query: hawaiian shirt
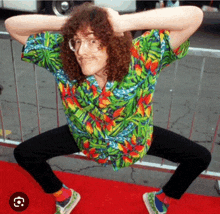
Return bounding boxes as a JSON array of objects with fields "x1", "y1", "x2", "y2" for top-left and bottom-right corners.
[{"x1": 21, "y1": 30, "x2": 189, "y2": 171}]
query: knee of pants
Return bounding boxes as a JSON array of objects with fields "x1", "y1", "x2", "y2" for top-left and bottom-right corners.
[
  {"x1": 14, "y1": 146, "x2": 25, "y2": 166},
  {"x1": 197, "y1": 147, "x2": 212, "y2": 170},
  {"x1": 14, "y1": 145, "x2": 35, "y2": 169}
]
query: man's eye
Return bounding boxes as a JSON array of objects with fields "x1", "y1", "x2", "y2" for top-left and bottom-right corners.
[
  {"x1": 74, "y1": 40, "x2": 81, "y2": 44},
  {"x1": 90, "y1": 40, "x2": 97, "y2": 44}
]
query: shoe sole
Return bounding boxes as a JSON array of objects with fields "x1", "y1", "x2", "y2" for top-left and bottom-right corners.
[
  {"x1": 65, "y1": 189, "x2": 81, "y2": 214},
  {"x1": 143, "y1": 192, "x2": 157, "y2": 214},
  {"x1": 55, "y1": 189, "x2": 81, "y2": 214}
]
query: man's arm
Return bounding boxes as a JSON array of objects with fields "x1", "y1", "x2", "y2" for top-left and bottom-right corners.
[
  {"x1": 107, "y1": 6, "x2": 203, "y2": 49},
  {"x1": 5, "y1": 15, "x2": 67, "y2": 45}
]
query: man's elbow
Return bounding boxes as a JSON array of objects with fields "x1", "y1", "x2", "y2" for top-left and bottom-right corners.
[
  {"x1": 4, "y1": 17, "x2": 27, "y2": 45},
  {"x1": 192, "y1": 6, "x2": 204, "y2": 28},
  {"x1": 5, "y1": 17, "x2": 14, "y2": 34}
]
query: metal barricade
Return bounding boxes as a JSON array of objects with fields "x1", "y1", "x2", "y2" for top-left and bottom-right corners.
[{"x1": 0, "y1": 31, "x2": 220, "y2": 192}]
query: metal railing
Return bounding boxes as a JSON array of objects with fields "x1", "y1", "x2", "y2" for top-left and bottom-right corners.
[{"x1": 0, "y1": 31, "x2": 220, "y2": 192}]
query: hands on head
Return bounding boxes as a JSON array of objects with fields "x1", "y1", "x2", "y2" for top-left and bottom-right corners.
[{"x1": 103, "y1": 7, "x2": 125, "y2": 37}]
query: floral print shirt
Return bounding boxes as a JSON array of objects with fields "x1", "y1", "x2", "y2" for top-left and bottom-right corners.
[{"x1": 21, "y1": 30, "x2": 189, "y2": 171}]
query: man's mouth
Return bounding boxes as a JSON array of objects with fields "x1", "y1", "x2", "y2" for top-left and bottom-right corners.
[{"x1": 79, "y1": 58, "x2": 94, "y2": 64}]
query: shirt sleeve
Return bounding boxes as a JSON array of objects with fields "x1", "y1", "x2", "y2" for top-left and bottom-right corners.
[
  {"x1": 131, "y1": 29, "x2": 190, "y2": 77},
  {"x1": 21, "y1": 31, "x2": 64, "y2": 73}
]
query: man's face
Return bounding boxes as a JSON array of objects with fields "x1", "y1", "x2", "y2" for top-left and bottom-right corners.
[{"x1": 73, "y1": 28, "x2": 108, "y2": 78}]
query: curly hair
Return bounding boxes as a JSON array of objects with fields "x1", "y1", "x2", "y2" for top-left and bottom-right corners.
[{"x1": 60, "y1": 2, "x2": 132, "y2": 84}]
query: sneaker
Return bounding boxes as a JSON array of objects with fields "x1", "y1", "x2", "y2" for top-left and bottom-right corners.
[
  {"x1": 55, "y1": 189, "x2": 81, "y2": 214},
  {"x1": 143, "y1": 192, "x2": 168, "y2": 214}
]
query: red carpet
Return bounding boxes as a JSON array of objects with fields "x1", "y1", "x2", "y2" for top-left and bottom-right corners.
[{"x1": 1, "y1": 161, "x2": 220, "y2": 214}]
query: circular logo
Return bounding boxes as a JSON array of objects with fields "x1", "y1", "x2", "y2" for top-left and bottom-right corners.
[{"x1": 9, "y1": 192, "x2": 29, "y2": 212}]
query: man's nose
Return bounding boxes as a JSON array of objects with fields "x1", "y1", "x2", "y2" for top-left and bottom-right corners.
[{"x1": 77, "y1": 42, "x2": 89, "y2": 56}]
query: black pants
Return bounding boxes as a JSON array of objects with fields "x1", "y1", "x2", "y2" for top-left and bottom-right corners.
[{"x1": 14, "y1": 125, "x2": 211, "y2": 199}]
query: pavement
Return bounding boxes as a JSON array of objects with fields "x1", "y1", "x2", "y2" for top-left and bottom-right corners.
[{"x1": 0, "y1": 10, "x2": 220, "y2": 202}]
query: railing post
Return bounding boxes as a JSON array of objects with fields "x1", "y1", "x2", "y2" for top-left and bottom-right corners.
[
  {"x1": 33, "y1": 65, "x2": 41, "y2": 135},
  {"x1": 211, "y1": 115, "x2": 220, "y2": 154},
  {"x1": 0, "y1": 105, "x2": 6, "y2": 140},
  {"x1": 215, "y1": 180, "x2": 220, "y2": 195},
  {"x1": 167, "y1": 61, "x2": 179, "y2": 131},
  {"x1": 55, "y1": 82, "x2": 60, "y2": 128},
  {"x1": 10, "y1": 39, "x2": 24, "y2": 142},
  {"x1": 0, "y1": 85, "x2": 5, "y2": 140},
  {"x1": 189, "y1": 57, "x2": 206, "y2": 140}
]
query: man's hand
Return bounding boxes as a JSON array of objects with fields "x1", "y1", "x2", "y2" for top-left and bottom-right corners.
[{"x1": 104, "y1": 7, "x2": 124, "y2": 37}]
